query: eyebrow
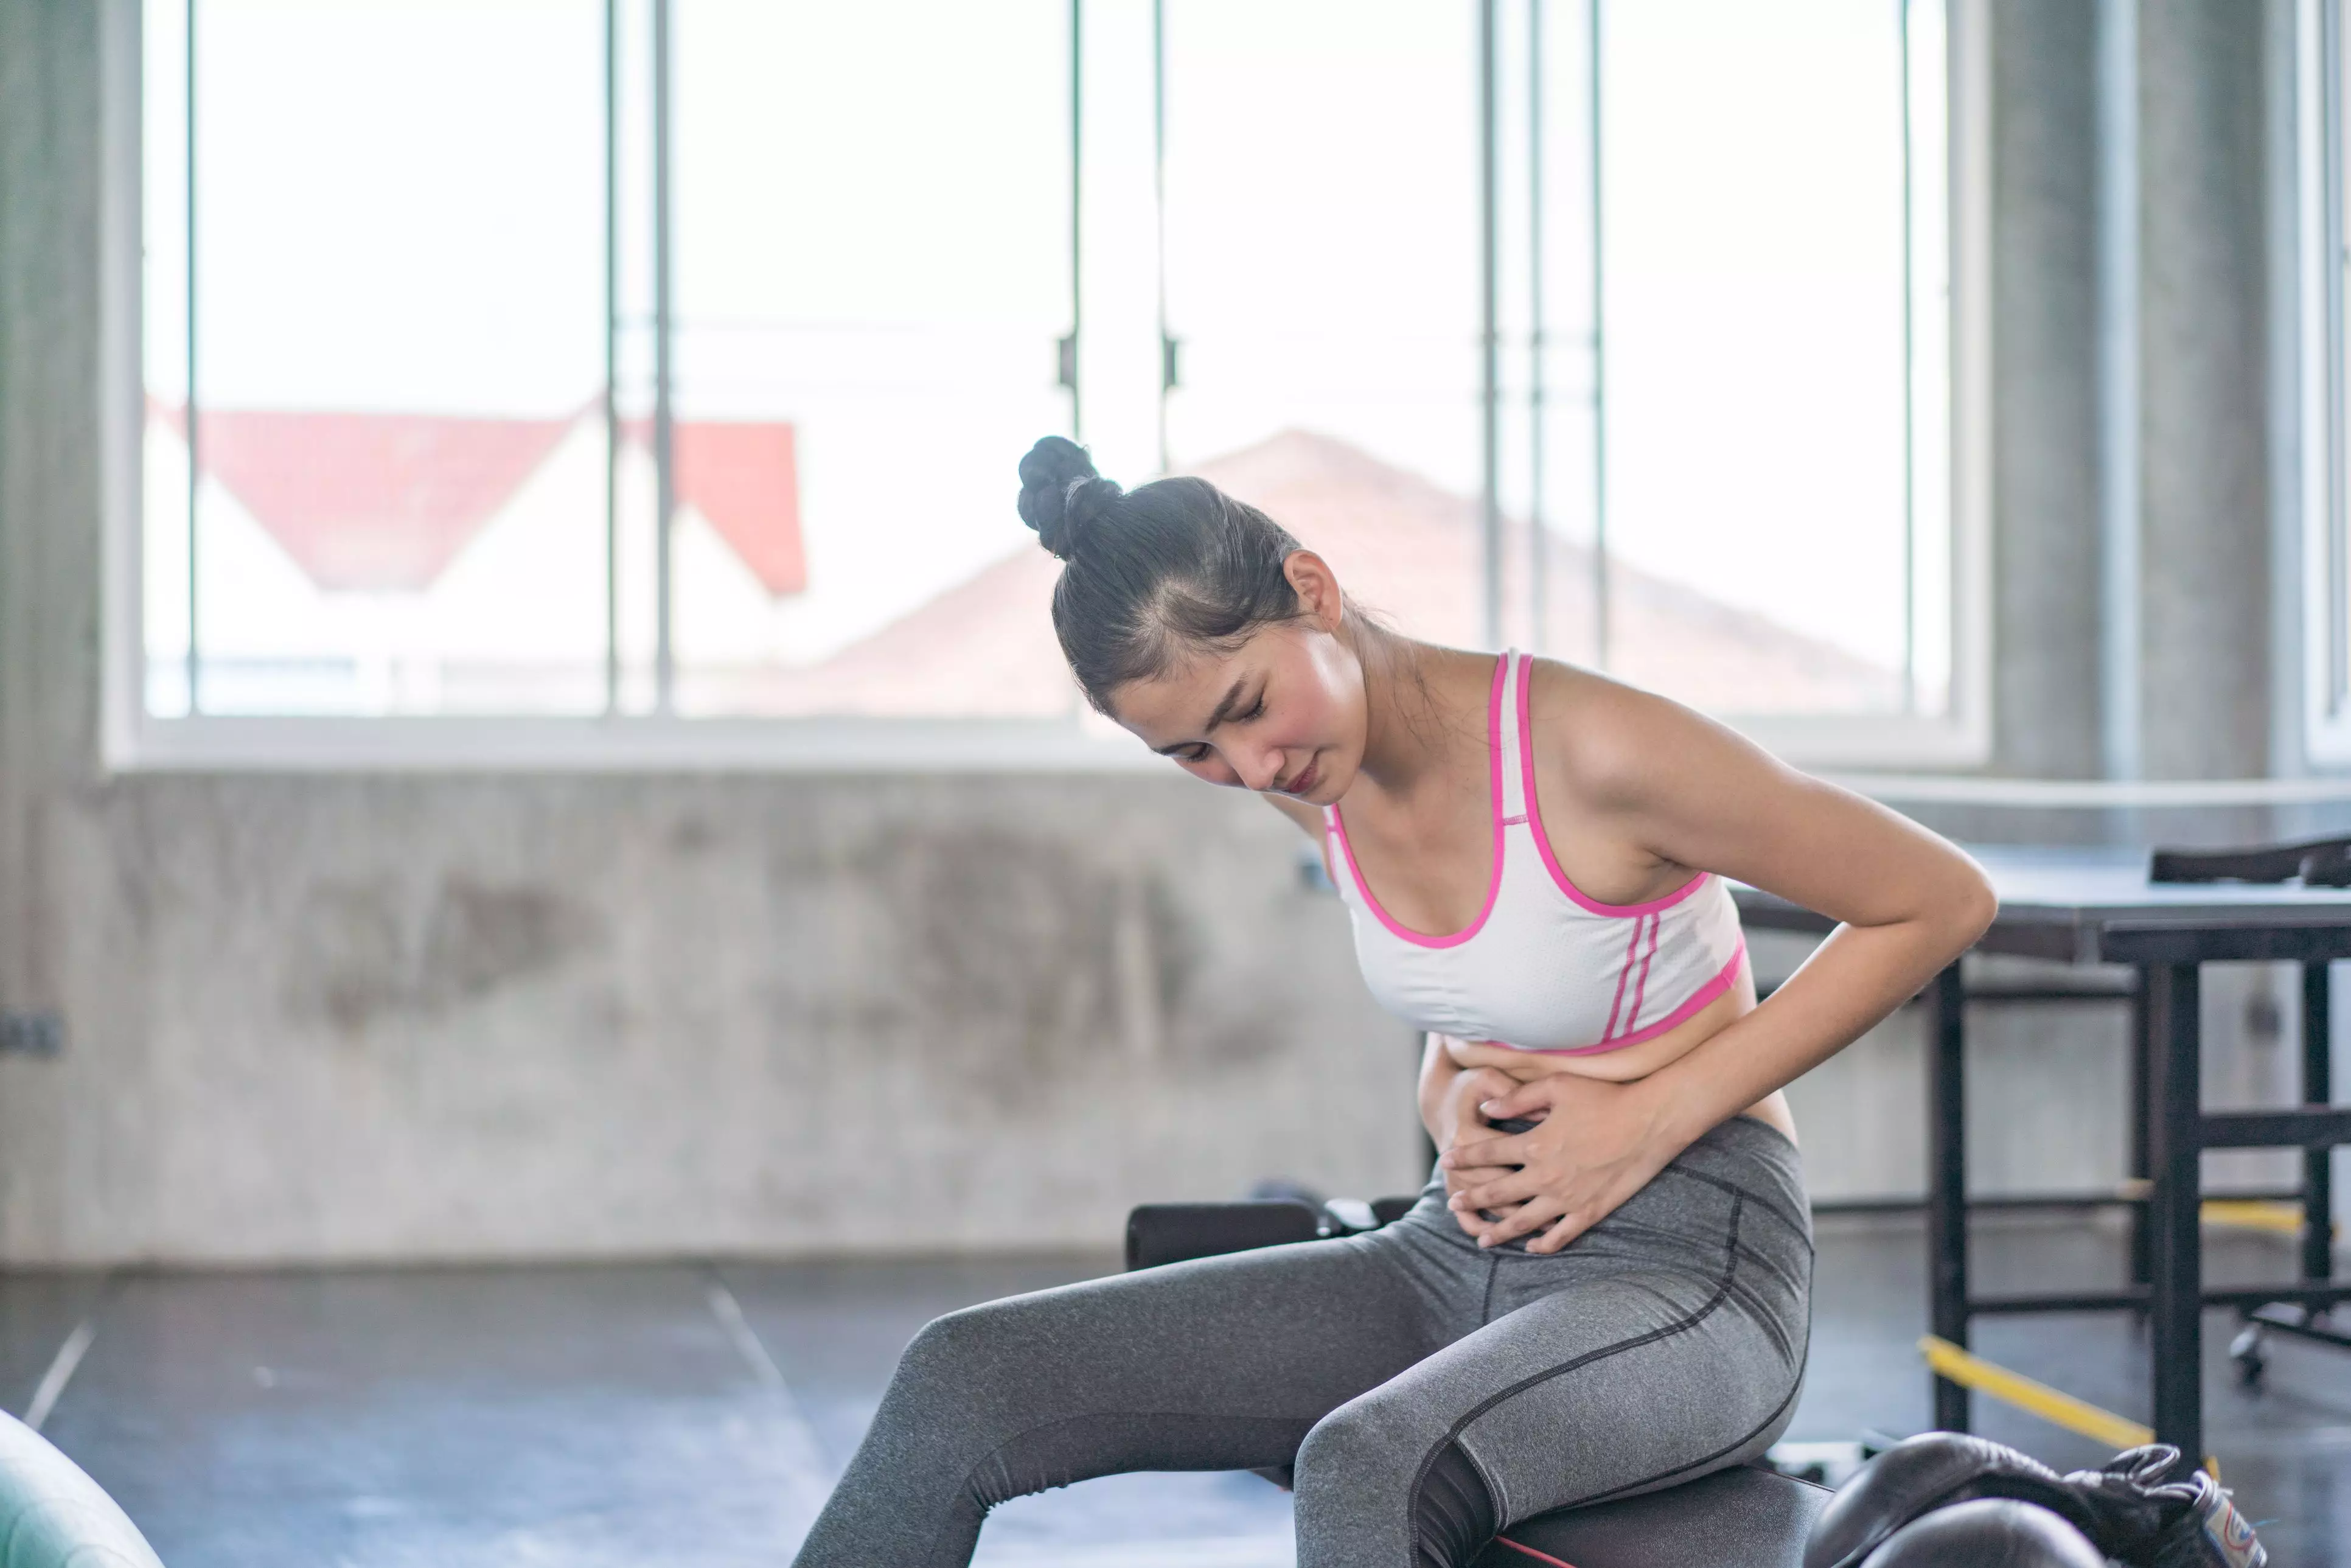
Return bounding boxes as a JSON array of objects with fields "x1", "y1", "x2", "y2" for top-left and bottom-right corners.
[{"x1": 1154, "y1": 677, "x2": 1249, "y2": 756}]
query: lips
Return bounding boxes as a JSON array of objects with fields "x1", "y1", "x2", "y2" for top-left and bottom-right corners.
[{"x1": 1282, "y1": 759, "x2": 1320, "y2": 798}]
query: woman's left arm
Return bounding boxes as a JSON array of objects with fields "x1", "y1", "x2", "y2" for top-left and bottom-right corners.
[{"x1": 1441, "y1": 674, "x2": 1997, "y2": 1252}]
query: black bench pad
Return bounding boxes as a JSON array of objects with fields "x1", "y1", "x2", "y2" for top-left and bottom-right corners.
[{"x1": 1475, "y1": 1465, "x2": 1831, "y2": 1568}]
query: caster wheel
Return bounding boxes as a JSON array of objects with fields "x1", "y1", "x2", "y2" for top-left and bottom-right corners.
[{"x1": 2229, "y1": 1322, "x2": 2266, "y2": 1387}]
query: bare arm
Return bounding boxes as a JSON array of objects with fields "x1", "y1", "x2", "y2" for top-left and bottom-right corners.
[{"x1": 1444, "y1": 669, "x2": 1996, "y2": 1249}]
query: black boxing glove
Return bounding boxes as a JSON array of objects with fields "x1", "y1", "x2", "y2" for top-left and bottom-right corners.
[
  {"x1": 1806, "y1": 1433, "x2": 2266, "y2": 1568},
  {"x1": 1859, "y1": 1499, "x2": 2106, "y2": 1568}
]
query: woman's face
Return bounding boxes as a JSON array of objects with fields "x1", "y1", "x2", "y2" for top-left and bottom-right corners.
[{"x1": 1107, "y1": 553, "x2": 1366, "y2": 804}]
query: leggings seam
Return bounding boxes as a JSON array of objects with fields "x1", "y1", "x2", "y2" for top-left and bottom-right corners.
[
  {"x1": 1543, "y1": 1346, "x2": 1805, "y2": 1511},
  {"x1": 1404, "y1": 1193, "x2": 1743, "y2": 1543},
  {"x1": 1656, "y1": 1165, "x2": 1809, "y2": 1242}
]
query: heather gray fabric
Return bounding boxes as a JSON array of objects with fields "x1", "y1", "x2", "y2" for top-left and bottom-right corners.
[{"x1": 792, "y1": 1115, "x2": 1811, "y2": 1568}]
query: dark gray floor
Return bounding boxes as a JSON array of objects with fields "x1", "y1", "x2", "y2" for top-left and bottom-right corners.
[{"x1": 4, "y1": 1216, "x2": 2345, "y2": 1566}]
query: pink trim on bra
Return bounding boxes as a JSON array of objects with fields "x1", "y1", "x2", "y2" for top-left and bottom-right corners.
[
  {"x1": 1525, "y1": 941, "x2": 1749, "y2": 1056},
  {"x1": 1328, "y1": 653, "x2": 1510, "y2": 949},
  {"x1": 1620, "y1": 913, "x2": 1663, "y2": 1037},
  {"x1": 1599, "y1": 916, "x2": 1643, "y2": 1040},
  {"x1": 1514, "y1": 652, "x2": 1712, "y2": 918}
]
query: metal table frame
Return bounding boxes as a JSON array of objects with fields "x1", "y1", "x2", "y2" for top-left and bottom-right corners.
[{"x1": 1736, "y1": 847, "x2": 2351, "y2": 1465}]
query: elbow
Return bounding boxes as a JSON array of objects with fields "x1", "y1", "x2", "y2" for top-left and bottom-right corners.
[{"x1": 1944, "y1": 860, "x2": 1998, "y2": 951}]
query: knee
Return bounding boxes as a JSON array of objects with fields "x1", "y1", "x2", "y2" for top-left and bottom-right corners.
[
  {"x1": 897, "y1": 1298, "x2": 1017, "y2": 1383},
  {"x1": 1297, "y1": 1396, "x2": 1498, "y2": 1568}
]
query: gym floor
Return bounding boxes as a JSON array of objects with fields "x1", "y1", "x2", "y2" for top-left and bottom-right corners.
[{"x1": 1, "y1": 1216, "x2": 2342, "y2": 1567}]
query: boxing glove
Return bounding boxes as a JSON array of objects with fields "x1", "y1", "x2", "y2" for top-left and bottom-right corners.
[
  {"x1": 1805, "y1": 1433, "x2": 2265, "y2": 1568},
  {"x1": 1859, "y1": 1499, "x2": 2107, "y2": 1568}
]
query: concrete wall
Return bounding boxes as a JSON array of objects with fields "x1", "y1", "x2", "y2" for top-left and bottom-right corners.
[{"x1": 0, "y1": 0, "x2": 2324, "y2": 1264}]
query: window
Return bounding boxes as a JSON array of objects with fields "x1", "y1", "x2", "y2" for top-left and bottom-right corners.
[
  {"x1": 111, "y1": 0, "x2": 1986, "y2": 768},
  {"x1": 2303, "y1": 0, "x2": 2351, "y2": 765}
]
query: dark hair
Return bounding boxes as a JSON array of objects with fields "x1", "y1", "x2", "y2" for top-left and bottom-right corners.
[{"x1": 1015, "y1": 436, "x2": 1311, "y2": 712}]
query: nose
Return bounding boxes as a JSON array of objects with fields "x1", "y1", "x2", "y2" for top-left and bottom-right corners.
[{"x1": 1241, "y1": 748, "x2": 1287, "y2": 793}]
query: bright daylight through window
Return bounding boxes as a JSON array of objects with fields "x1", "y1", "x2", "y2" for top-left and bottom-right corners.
[{"x1": 136, "y1": 0, "x2": 1959, "y2": 744}]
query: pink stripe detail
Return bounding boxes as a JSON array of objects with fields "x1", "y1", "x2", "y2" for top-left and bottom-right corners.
[
  {"x1": 1530, "y1": 941, "x2": 1749, "y2": 1056},
  {"x1": 1492, "y1": 1537, "x2": 1579, "y2": 1568},
  {"x1": 1620, "y1": 914, "x2": 1662, "y2": 1038},
  {"x1": 1599, "y1": 918, "x2": 1642, "y2": 1039},
  {"x1": 1328, "y1": 653, "x2": 1509, "y2": 949},
  {"x1": 1515, "y1": 653, "x2": 1712, "y2": 918}
]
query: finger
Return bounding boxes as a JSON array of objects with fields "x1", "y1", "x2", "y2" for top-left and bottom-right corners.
[
  {"x1": 1476, "y1": 1195, "x2": 1567, "y2": 1249},
  {"x1": 1523, "y1": 1210, "x2": 1594, "y2": 1255},
  {"x1": 1439, "y1": 1133, "x2": 1527, "y2": 1170},
  {"x1": 1477, "y1": 1078, "x2": 1557, "y2": 1119},
  {"x1": 1453, "y1": 1197, "x2": 1532, "y2": 1240},
  {"x1": 1441, "y1": 1164, "x2": 1514, "y2": 1197},
  {"x1": 1446, "y1": 1169, "x2": 1545, "y2": 1212}
]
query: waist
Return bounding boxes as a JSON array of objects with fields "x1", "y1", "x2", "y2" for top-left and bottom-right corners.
[{"x1": 1441, "y1": 956, "x2": 1757, "y2": 1083}]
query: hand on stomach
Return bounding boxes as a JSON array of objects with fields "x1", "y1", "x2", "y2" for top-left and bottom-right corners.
[{"x1": 1438, "y1": 967, "x2": 1794, "y2": 1146}]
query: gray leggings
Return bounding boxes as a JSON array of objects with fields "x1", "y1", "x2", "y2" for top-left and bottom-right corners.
[{"x1": 792, "y1": 1115, "x2": 1812, "y2": 1568}]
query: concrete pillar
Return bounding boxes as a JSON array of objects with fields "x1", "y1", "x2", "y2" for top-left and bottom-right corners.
[
  {"x1": 2137, "y1": 0, "x2": 2272, "y2": 780},
  {"x1": 1990, "y1": 0, "x2": 2105, "y2": 779}
]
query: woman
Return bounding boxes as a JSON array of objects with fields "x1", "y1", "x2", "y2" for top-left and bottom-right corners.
[{"x1": 792, "y1": 437, "x2": 1995, "y2": 1568}]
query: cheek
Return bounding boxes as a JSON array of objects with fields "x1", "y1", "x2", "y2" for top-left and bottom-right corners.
[{"x1": 1179, "y1": 756, "x2": 1242, "y2": 787}]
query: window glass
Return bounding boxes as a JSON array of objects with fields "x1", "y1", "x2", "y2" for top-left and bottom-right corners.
[
  {"x1": 1591, "y1": 0, "x2": 1948, "y2": 716},
  {"x1": 1160, "y1": 0, "x2": 1482, "y2": 647},
  {"x1": 665, "y1": 0, "x2": 1072, "y2": 717},
  {"x1": 151, "y1": 0, "x2": 608, "y2": 716}
]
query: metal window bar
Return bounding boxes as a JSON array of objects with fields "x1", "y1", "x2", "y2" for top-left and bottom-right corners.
[
  {"x1": 1152, "y1": 0, "x2": 1172, "y2": 475},
  {"x1": 652, "y1": 0, "x2": 676, "y2": 713},
  {"x1": 1527, "y1": 0, "x2": 1547, "y2": 656},
  {"x1": 1480, "y1": 0, "x2": 1503, "y2": 652},
  {"x1": 1062, "y1": 0, "x2": 1082, "y2": 438},
  {"x1": 184, "y1": 0, "x2": 200, "y2": 714},
  {"x1": 1899, "y1": 0, "x2": 1917, "y2": 713},
  {"x1": 2322, "y1": 0, "x2": 2341, "y2": 714},
  {"x1": 1588, "y1": 0, "x2": 1608, "y2": 671},
  {"x1": 603, "y1": 0, "x2": 620, "y2": 716}
]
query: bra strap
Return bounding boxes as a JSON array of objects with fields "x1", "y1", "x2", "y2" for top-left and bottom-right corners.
[{"x1": 1496, "y1": 649, "x2": 1528, "y2": 821}]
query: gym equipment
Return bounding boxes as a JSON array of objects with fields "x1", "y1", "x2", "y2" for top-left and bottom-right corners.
[
  {"x1": 1804, "y1": 1433, "x2": 2263, "y2": 1568},
  {"x1": 1844, "y1": 1499, "x2": 2105, "y2": 1568},
  {"x1": 1130, "y1": 1198, "x2": 1830, "y2": 1567},
  {"x1": 0, "y1": 1408, "x2": 164, "y2": 1567},
  {"x1": 1736, "y1": 841, "x2": 2351, "y2": 1463}
]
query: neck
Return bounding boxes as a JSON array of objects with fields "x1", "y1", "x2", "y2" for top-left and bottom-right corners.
[{"x1": 1348, "y1": 619, "x2": 1466, "y2": 796}]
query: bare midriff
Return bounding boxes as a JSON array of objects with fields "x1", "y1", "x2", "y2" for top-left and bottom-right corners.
[{"x1": 1439, "y1": 963, "x2": 1796, "y2": 1140}]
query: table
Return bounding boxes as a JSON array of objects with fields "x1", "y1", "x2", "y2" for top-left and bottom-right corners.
[{"x1": 1733, "y1": 844, "x2": 2351, "y2": 1466}]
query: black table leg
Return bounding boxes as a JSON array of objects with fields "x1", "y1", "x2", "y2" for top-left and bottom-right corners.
[
  {"x1": 1929, "y1": 961, "x2": 1970, "y2": 1431},
  {"x1": 2130, "y1": 981, "x2": 2152, "y2": 1292},
  {"x1": 2146, "y1": 962, "x2": 2202, "y2": 1465},
  {"x1": 2305, "y1": 961, "x2": 2335, "y2": 1285}
]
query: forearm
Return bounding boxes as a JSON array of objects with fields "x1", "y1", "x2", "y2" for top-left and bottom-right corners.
[
  {"x1": 1417, "y1": 1034, "x2": 1461, "y2": 1147},
  {"x1": 1651, "y1": 907, "x2": 1988, "y2": 1149}
]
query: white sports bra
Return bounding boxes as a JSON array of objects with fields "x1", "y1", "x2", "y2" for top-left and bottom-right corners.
[{"x1": 1323, "y1": 651, "x2": 1747, "y2": 1054}]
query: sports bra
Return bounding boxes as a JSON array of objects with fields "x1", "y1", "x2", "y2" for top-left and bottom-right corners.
[{"x1": 1322, "y1": 650, "x2": 1747, "y2": 1054}]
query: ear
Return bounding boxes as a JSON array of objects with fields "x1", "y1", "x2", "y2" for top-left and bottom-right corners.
[{"x1": 1282, "y1": 551, "x2": 1346, "y2": 632}]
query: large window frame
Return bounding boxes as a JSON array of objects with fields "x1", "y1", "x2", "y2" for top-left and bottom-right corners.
[
  {"x1": 2298, "y1": 0, "x2": 2351, "y2": 767},
  {"x1": 99, "y1": 0, "x2": 1991, "y2": 774}
]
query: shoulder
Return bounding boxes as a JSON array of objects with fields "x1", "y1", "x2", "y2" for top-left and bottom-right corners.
[{"x1": 1520, "y1": 653, "x2": 1752, "y2": 811}]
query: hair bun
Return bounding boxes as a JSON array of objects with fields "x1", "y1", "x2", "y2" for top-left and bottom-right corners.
[{"x1": 1017, "y1": 435, "x2": 1121, "y2": 559}]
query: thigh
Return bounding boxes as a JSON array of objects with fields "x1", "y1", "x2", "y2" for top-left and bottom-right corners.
[
  {"x1": 795, "y1": 1230, "x2": 1445, "y2": 1568},
  {"x1": 910, "y1": 1230, "x2": 1444, "y2": 1475},
  {"x1": 1289, "y1": 1122, "x2": 1813, "y2": 1566}
]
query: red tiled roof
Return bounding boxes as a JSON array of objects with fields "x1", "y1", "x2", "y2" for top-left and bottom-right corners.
[
  {"x1": 157, "y1": 404, "x2": 804, "y2": 597},
  {"x1": 186, "y1": 408, "x2": 575, "y2": 593},
  {"x1": 742, "y1": 430, "x2": 1900, "y2": 717}
]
